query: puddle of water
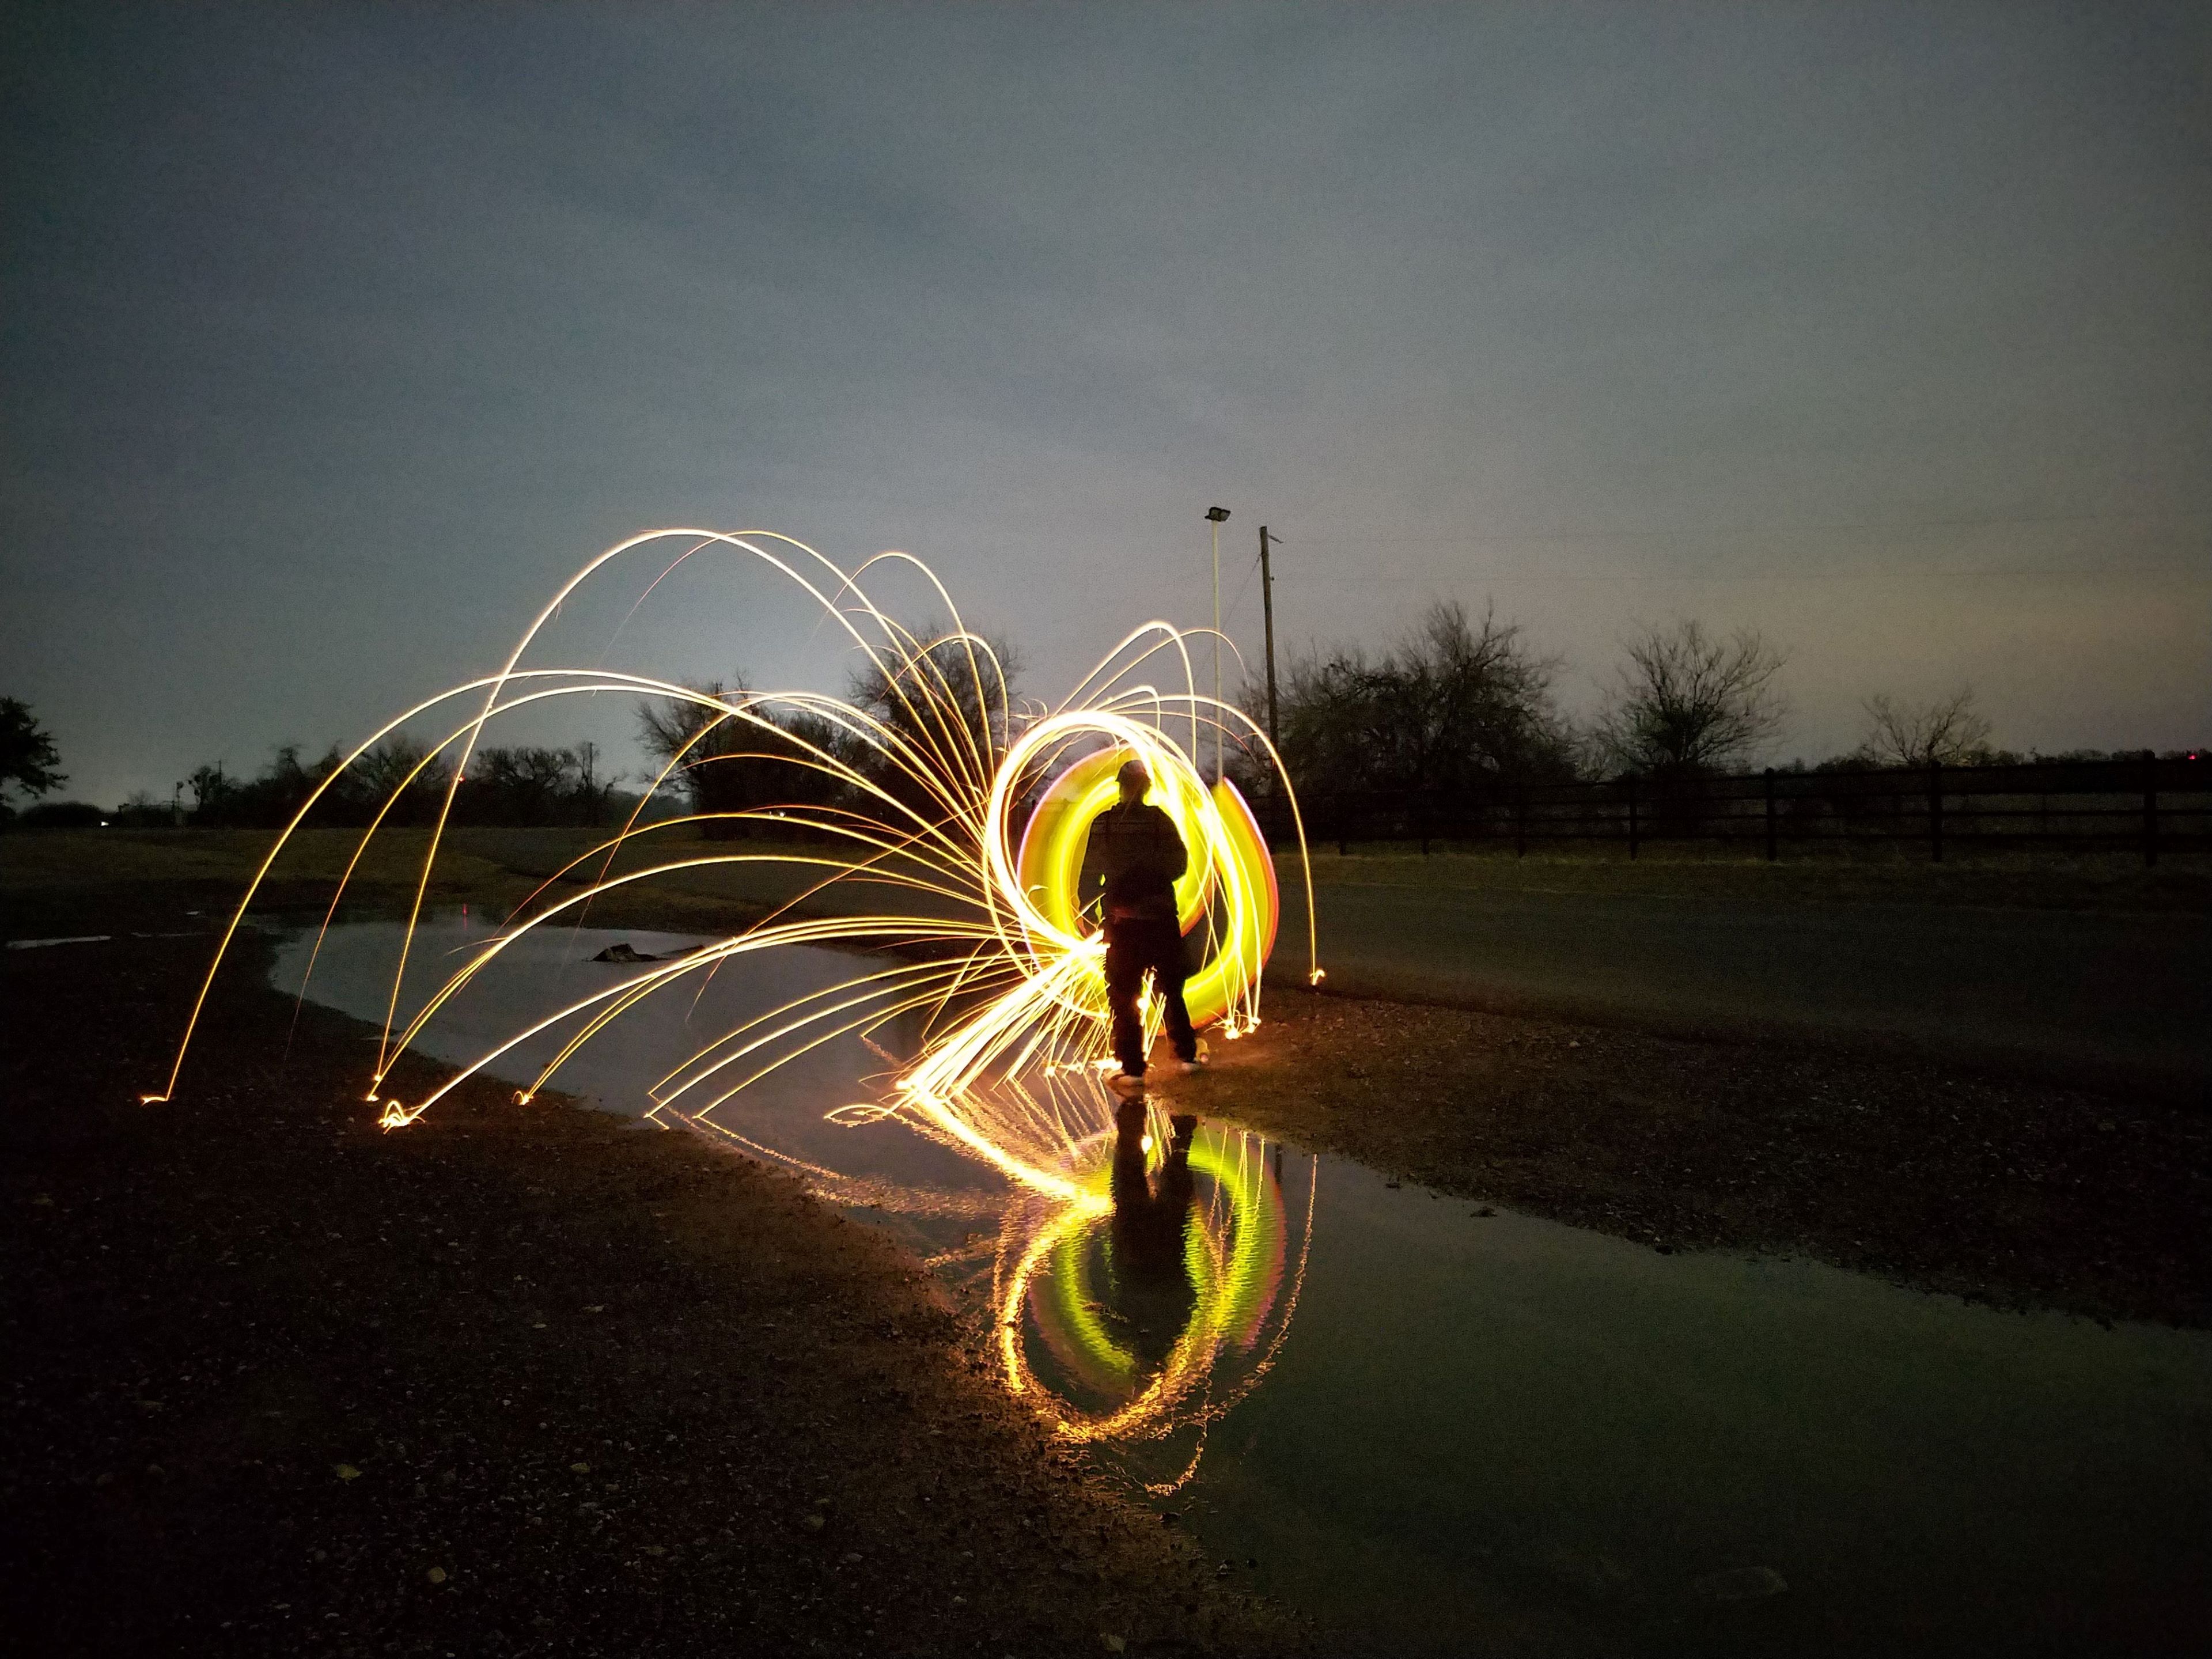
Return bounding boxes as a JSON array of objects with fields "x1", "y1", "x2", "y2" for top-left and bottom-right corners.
[
  {"x1": 268, "y1": 917, "x2": 1008, "y2": 1243},
  {"x1": 274, "y1": 918, "x2": 2212, "y2": 1655},
  {"x1": 1168, "y1": 1158, "x2": 2212, "y2": 1656}
]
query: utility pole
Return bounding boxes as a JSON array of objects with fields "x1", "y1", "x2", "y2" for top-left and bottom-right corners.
[
  {"x1": 1259, "y1": 525, "x2": 1280, "y2": 760},
  {"x1": 1204, "y1": 506, "x2": 1230, "y2": 781}
]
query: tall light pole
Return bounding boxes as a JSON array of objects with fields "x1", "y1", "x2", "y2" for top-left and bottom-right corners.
[
  {"x1": 1204, "y1": 506, "x2": 1230, "y2": 781},
  {"x1": 1259, "y1": 525, "x2": 1280, "y2": 760}
]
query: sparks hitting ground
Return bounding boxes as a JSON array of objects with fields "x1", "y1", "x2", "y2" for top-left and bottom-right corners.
[{"x1": 143, "y1": 529, "x2": 1321, "y2": 1465}]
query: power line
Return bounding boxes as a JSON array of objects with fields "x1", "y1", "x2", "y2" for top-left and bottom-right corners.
[
  {"x1": 1291, "y1": 565, "x2": 2210, "y2": 585},
  {"x1": 1221, "y1": 546, "x2": 1262, "y2": 622},
  {"x1": 1291, "y1": 509, "x2": 2212, "y2": 547}
]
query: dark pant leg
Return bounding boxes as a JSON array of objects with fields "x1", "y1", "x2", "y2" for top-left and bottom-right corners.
[
  {"x1": 1145, "y1": 919, "x2": 1198, "y2": 1063},
  {"x1": 1103, "y1": 929, "x2": 1149, "y2": 1074}
]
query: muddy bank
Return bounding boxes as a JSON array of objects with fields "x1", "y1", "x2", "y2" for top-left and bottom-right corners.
[
  {"x1": 0, "y1": 885, "x2": 1304, "y2": 1657},
  {"x1": 1183, "y1": 988, "x2": 2210, "y2": 1331}
]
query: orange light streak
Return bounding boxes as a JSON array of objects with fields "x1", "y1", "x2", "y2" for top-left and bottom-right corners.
[{"x1": 150, "y1": 529, "x2": 1323, "y2": 1459}]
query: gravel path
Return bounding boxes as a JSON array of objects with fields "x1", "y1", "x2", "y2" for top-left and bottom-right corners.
[{"x1": 1183, "y1": 987, "x2": 2211, "y2": 1331}]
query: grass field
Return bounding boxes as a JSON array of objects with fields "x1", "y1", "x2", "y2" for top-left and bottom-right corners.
[
  {"x1": 1292, "y1": 842, "x2": 2212, "y2": 911},
  {"x1": 7, "y1": 824, "x2": 2203, "y2": 929},
  {"x1": 0, "y1": 825, "x2": 965, "y2": 938}
]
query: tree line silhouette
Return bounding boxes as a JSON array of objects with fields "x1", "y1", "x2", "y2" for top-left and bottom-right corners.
[
  {"x1": 2, "y1": 604, "x2": 2196, "y2": 835},
  {"x1": 164, "y1": 738, "x2": 626, "y2": 830}
]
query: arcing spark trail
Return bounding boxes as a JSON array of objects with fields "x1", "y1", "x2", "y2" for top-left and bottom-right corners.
[{"x1": 146, "y1": 529, "x2": 1321, "y2": 1465}]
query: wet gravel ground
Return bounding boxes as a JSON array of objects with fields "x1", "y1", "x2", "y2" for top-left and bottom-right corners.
[
  {"x1": 1185, "y1": 988, "x2": 2211, "y2": 1331},
  {"x1": 1, "y1": 884, "x2": 1305, "y2": 1658}
]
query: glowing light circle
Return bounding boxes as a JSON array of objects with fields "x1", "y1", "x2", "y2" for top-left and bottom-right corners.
[
  {"x1": 990, "y1": 714, "x2": 1279, "y2": 1036},
  {"x1": 999, "y1": 1128, "x2": 1295, "y2": 1444},
  {"x1": 149, "y1": 528, "x2": 1322, "y2": 1217}
]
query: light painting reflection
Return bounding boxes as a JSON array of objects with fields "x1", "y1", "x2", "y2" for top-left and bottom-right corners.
[{"x1": 150, "y1": 528, "x2": 1320, "y2": 1476}]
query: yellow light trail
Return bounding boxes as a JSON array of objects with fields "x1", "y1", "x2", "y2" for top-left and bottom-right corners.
[
  {"x1": 992, "y1": 1116, "x2": 1316, "y2": 1471},
  {"x1": 148, "y1": 528, "x2": 1322, "y2": 1461}
]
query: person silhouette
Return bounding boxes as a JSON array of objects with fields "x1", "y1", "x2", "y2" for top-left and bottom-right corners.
[
  {"x1": 1106, "y1": 1101, "x2": 1199, "y2": 1381},
  {"x1": 1078, "y1": 756, "x2": 1199, "y2": 1095}
]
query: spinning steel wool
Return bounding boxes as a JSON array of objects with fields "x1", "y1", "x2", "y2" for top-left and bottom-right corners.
[{"x1": 146, "y1": 529, "x2": 1321, "y2": 1466}]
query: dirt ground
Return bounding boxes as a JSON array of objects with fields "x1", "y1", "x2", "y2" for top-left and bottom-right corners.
[
  {"x1": 1184, "y1": 986, "x2": 2211, "y2": 1330},
  {"x1": 0, "y1": 878, "x2": 1305, "y2": 1658},
  {"x1": 6, "y1": 831, "x2": 2207, "y2": 1657}
]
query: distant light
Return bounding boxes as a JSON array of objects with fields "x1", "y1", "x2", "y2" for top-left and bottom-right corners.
[{"x1": 1203, "y1": 506, "x2": 1230, "y2": 523}]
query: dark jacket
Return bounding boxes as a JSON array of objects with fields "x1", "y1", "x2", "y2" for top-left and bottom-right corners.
[{"x1": 1078, "y1": 800, "x2": 1188, "y2": 924}]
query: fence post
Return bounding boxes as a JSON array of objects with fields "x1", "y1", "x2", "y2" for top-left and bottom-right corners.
[
  {"x1": 1627, "y1": 775, "x2": 1640, "y2": 861},
  {"x1": 2143, "y1": 749, "x2": 2159, "y2": 869},
  {"x1": 1515, "y1": 783, "x2": 1528, "y2": 858},
  {"x1": 1764, "y1": 767, "x2": 1778, "y2": 862},
  {"x1": 1927, "y1": 759, "x2": 1944, "y2": 863}
]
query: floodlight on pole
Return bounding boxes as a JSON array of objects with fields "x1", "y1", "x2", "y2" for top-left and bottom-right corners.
[{"x1": 1203, "y1": 508, "x2": 1230, "y2": 780}]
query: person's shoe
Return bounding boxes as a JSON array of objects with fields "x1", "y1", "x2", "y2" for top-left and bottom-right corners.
[
  {"x1": 1165, "y1": 1055, "x2": 1205, "y2": 1075},
  {"x1": 1107, "y1": 1070, "x2": 1146, "y2": 1097}
]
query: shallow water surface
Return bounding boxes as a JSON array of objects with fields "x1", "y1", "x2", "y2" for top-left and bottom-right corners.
[
  {"x1": 270, "y1": 915, "x2": 1002, "y2": 1224},
  {"x1": 1143, "y1": 1158, "x2": 2212, "y2": 1655},
  {"x1": 276, "y1": 920, "x2": 2212, "y2": 1655}
]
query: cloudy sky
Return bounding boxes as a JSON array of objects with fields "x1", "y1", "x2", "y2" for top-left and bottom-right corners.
[{"x1": 5, "y1": 1, "x2": 2207, "y2": 805}]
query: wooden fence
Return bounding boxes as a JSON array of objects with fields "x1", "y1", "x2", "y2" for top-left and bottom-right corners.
[{"x1": 1253, "y1": 753, "x2": 2210, "y2": 865}]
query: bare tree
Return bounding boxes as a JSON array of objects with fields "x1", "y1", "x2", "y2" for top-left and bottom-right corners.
[
  {"x1": 1242, "y1": 600, "x2": 1573, "y2": 849},
  {"x1": 847, "y1": 626, "x2": 1021, "y2": 816},
  {"x1": 185, "y1": 763, "x2": 231, "y2": 815},
  {"x1": 472, "y1": 747, "x2": 579, "y2": 825},
  {"x1": 1249, "y1": 650, "x2": 1373, "y2": 797},
  {"x1": 638, "y1": 681, "x2": 750, "y2": 835},
  {"x1": 1388, "y1": 600, "x2": 1571, "y2": 794},
  {"x1": 1594, "y1": 620, "x2": 1787, "y2": 777},
  {"x1": 1262, "y1": 603, "x2": 1571, "y2": 791},
  {"x1": 638, "y1": 680, "x2": 865, "y2": 837},
  {"x1": 355, "y1": 734, "x2": 452, "y2": 825},
  {"x1": 0, "y1": 697, "x2": 66, "y2": 804},
  {"x1": 1857, "y1": 688, "x2": 1994, "y2": 768}
]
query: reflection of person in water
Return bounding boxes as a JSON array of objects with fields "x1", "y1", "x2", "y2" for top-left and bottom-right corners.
[{"x1": 1106, "y1": 1100, "x2": 1199, "y2": 1381}]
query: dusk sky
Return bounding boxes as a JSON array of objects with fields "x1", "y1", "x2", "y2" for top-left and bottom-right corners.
[{"x1": 6, "y1": 1, "x2": 2207, "y2": 807}]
